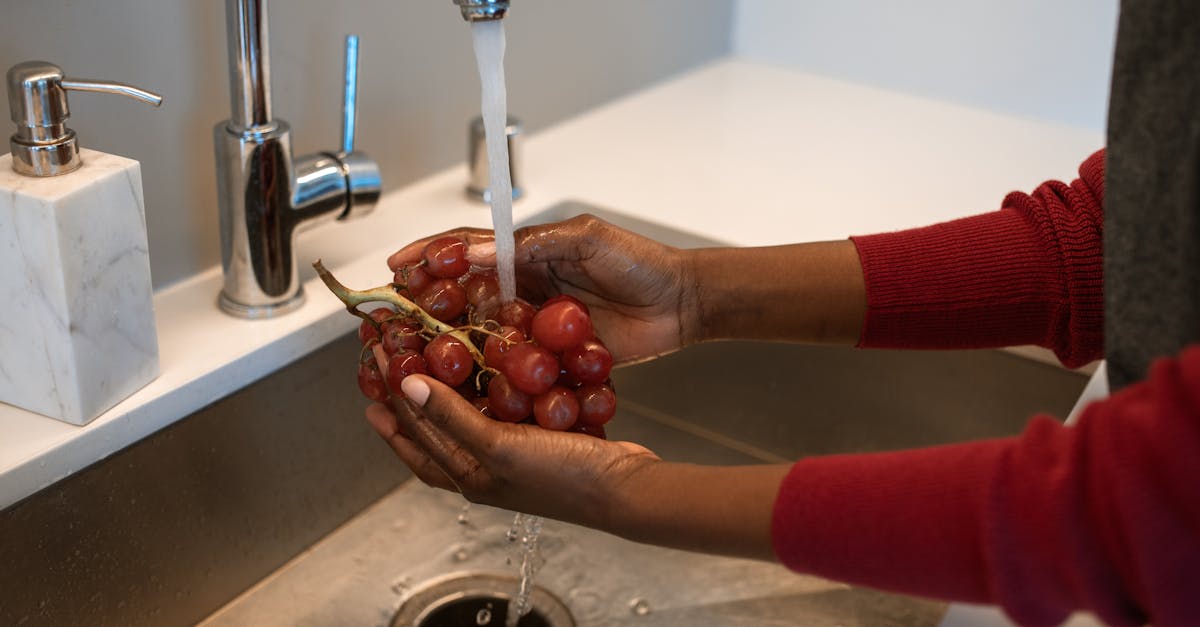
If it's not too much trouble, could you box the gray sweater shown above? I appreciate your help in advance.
[1104,0,1200,389]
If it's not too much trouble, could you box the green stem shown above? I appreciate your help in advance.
[313,259,487,368]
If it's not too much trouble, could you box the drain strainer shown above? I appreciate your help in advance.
[392,572,575,627]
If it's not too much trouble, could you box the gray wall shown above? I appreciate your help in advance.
[0,0,734,289]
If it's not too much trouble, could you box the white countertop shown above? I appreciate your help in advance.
[0,58,1104,509]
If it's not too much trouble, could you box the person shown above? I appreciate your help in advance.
[363,2,1200,625]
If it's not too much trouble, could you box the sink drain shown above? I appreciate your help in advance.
[392,572,575,627]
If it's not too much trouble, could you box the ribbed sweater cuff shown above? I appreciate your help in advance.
[849,150,1106,368]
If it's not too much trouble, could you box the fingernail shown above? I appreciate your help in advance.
[466,241,496,264]
[401,376,431,406]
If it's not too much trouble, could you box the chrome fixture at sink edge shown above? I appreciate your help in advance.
[453,0,510,22]
[215,0,381,318]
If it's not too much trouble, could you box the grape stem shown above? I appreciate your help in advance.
[312,259,488,369]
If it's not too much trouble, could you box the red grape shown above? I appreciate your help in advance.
[483,325,525,370]
[417,279,468,322]
[502,342,559,395]
[561,339,613,385]
[357,360,388,403]
[496,299,536,335]
[488,374,532,422]
[394,264,434,297]
[576,383,616,426]
[464,270,500,308]
[382,320,427,355]
[543,294,590,314]
[386,349,428,396]
[423,334,473,387]
[534,386,580,430]
[358,306,394,344]
[531,300,593,353]
[423,236,471,279]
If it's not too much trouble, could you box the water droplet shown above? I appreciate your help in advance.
[630,598,651,616]
[452,544,470,562]
[475,607,492,625]
[458,504,472,526]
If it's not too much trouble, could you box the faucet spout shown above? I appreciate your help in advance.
[454,0,510,22]
[226,0,272,130]
[216,0,381,318]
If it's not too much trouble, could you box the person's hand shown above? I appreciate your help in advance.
[365,374,661,529]
[387,214,697,365]
[365,372,786,560]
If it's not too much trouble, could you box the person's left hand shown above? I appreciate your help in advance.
[365,374,661,529]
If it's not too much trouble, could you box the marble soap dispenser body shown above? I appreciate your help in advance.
[0,61,162,424]
[0,150,159,425]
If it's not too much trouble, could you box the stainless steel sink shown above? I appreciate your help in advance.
[1,200,1088,627]
[199,484,946,627]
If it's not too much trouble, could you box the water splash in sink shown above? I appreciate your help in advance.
[505,513,545,627]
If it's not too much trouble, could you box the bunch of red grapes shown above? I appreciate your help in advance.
[355,236,616,437]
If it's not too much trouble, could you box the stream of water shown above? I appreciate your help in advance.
[471,20,518,303]
[470,19,545,627]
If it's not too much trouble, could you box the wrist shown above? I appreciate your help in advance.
[677,248,708,346]
[592,452,663,537]
[680,242,866,345]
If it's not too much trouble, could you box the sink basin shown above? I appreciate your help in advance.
[200,483,946,627]
[1,200,1088,627]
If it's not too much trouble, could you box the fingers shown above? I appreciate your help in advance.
[387,228,497,271]
[386,213,619,272]
[511,213,607,265]
[365,403,457,491]
[382,375,502,491]
[398,375,498,456]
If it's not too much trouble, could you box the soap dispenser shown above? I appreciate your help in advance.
[0,61,163,425]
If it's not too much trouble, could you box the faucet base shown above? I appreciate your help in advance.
[218,288,306,319]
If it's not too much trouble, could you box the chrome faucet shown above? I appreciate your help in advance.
[215,0,381,318]
[453,0,510,21]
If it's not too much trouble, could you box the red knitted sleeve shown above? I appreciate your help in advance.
[772,346,1200,626]
[850,149,1106,368]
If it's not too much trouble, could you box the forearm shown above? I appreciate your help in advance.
[685,241,866,346]
[599,460,792,561]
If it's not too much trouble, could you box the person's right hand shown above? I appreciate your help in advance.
[387,214,698,365]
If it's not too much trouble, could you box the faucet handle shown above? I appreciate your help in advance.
[340,35,359,155]
[332,34,380,220]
